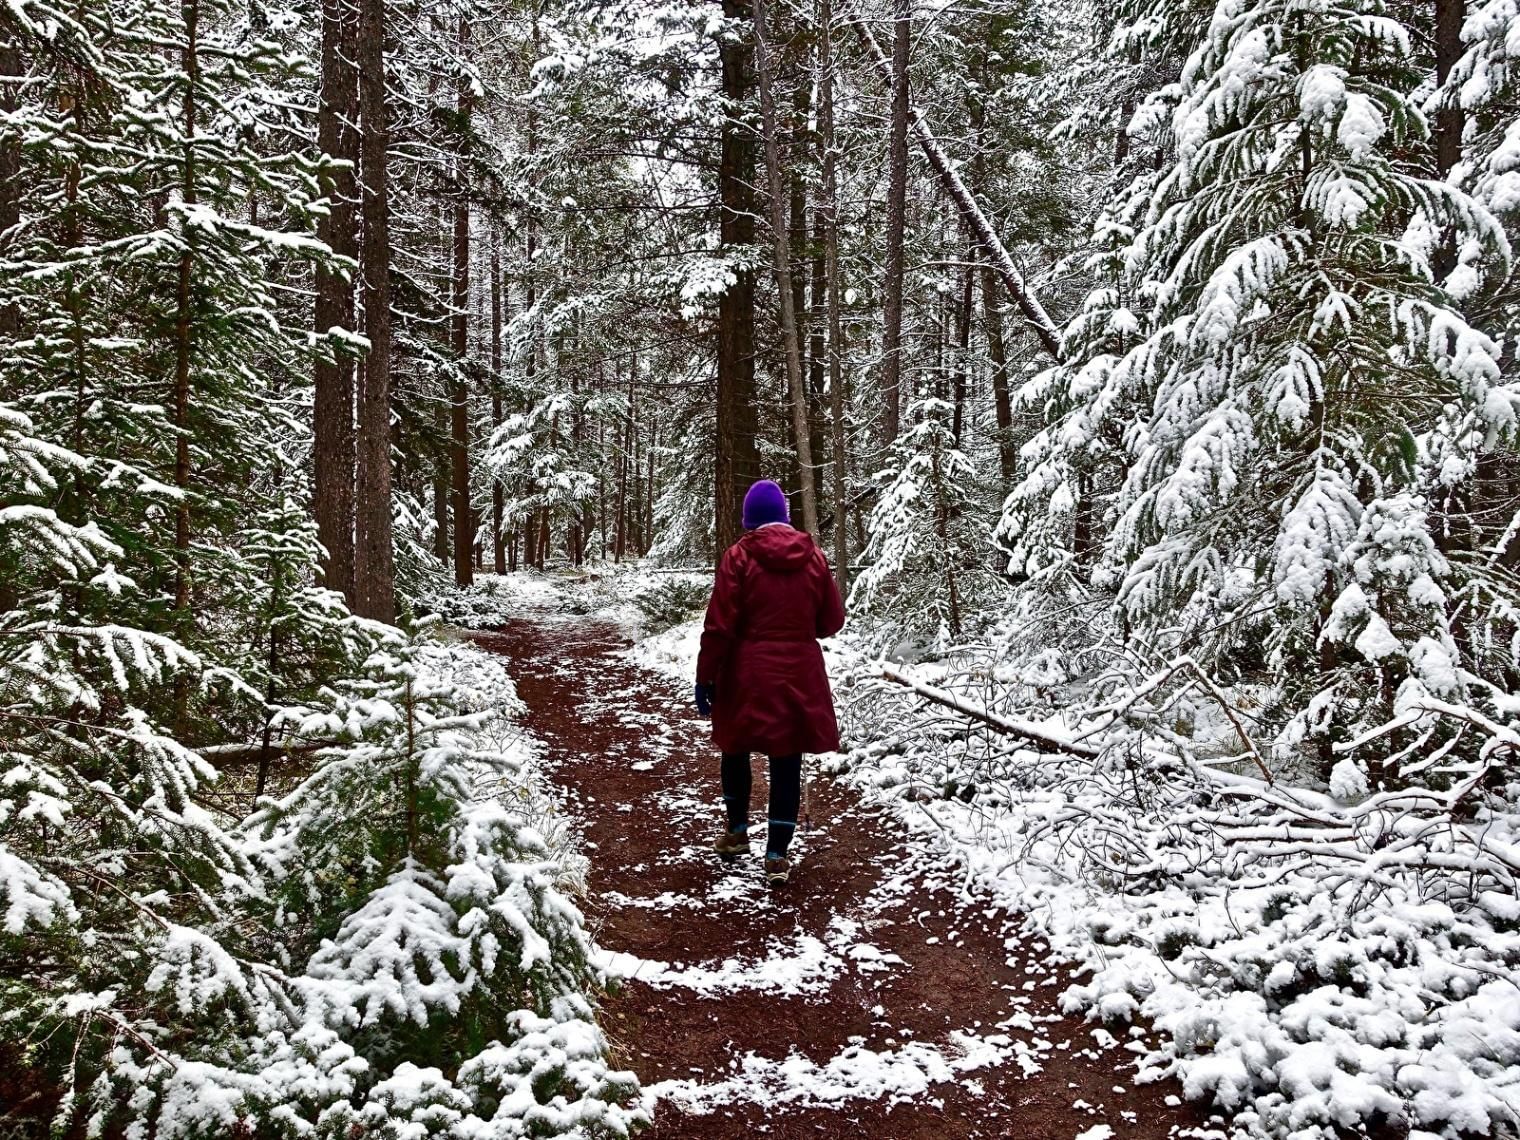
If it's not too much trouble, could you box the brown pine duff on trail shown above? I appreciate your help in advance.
[470,615,1221,1140]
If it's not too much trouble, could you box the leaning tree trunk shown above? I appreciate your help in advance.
[752,0,819,535]
[450,17,474,587]
[715,0,762,555]
[851,11,1061,359]
[313,0,358,603]
[879,0,909,446]
[818,0,849,593]
[354,0,395,622]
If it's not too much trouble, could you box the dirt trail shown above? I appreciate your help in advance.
[471,614,1221,1140]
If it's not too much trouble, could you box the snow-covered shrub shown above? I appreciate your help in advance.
[5,625,643,1138]
[486,392,601,561]
[854,398,996,646]
[632,575,709,633]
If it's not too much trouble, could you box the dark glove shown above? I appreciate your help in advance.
[694,682,715,718]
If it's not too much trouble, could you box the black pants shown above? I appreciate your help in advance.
[721,752,802,859]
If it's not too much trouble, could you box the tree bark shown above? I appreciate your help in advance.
[314,0,358,603]
[715,0,762,555]
[851,13,1061,359]
[0,33,22,346]
[172,0,201,734]
[491,232,506,574]
[752,0,819,535]
[433,408,449,562]
[450,18,474,587]
[354,0,395,622]
[952,235,973,445]
[981,256,1015,484]
[966,69,1015,484]
[0,33,15,615]
[819,0,849,593]
[880,0,909,445]
[1434,0,1466,279]
[1435,0,1464,179]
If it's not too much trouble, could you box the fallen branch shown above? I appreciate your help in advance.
[846,12,1063,359]
[878,664,1100,757]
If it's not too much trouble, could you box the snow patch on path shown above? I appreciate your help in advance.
[594,913,902,998]
[644,1029,1036,1113]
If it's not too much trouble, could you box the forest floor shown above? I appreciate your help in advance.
[469,598,1231,1140]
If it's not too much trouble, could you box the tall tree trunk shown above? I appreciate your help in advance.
[981,256,1015,484]
[616,367,633,562]
[355,0,395,622]
[1435,0,1464,179]
[790,77,814,500]
[172,0,201,734]
[966,65,1015,484]
[952,238,973,445]
[880,0,909,446]
[715,0,762,555]
[313,0,358,603]
[1434,0,1466,279]
[808,209,827,459]
[491,233,506,573]
[819,0,849,592]
[0,33,22,346]
[450,18,474,587]
[0,31,16,615]
[753,0,819,534]
[645,421,656,555]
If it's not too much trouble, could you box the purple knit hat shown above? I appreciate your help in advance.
[742,479,790,530]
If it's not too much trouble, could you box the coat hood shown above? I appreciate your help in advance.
[741,524,815,572]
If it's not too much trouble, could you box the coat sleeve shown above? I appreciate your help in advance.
[696,546,745,685]
[814,548,846,639]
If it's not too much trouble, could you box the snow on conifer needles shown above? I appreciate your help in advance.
[3,611,644,1136]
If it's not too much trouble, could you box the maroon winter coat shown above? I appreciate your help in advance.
[695,525,846,756]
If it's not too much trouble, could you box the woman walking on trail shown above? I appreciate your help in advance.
[695,479,846,887]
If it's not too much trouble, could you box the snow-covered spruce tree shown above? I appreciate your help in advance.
[0,397,287,1132]
[0,0,369,1129]
[854,398,990,643]
[241,634,644,1137]
[999,0,1517,784]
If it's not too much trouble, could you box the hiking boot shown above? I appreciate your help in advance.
[713,829,750,861]
[764,856,790,887]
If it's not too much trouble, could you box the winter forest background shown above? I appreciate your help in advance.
[7,0,1520,1135]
